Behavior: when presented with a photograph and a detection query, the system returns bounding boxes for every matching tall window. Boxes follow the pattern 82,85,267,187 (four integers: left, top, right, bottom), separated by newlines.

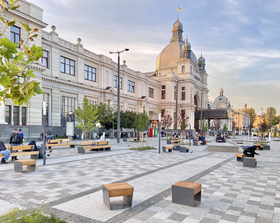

182,65,185,73
60,56,75,75
149,88,154,98
42,50,48,68
22,107,27,125
13,106,19,125
161,90,166,99
161,109,165,118
182,92,186,100
128,80,135,93
42,94,49,126
114,76,122,88
5,106,11,124
10,26,20,48
174,86,177,100
61,96,76,127
84,65,96,81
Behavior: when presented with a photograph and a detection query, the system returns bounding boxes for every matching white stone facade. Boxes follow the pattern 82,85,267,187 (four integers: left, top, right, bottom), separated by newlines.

0,1,209,139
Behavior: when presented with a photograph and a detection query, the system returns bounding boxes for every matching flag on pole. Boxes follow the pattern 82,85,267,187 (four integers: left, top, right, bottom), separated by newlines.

177,6,182,11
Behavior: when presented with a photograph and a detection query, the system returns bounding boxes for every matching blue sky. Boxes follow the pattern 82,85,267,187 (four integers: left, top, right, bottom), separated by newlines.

28,0,280,114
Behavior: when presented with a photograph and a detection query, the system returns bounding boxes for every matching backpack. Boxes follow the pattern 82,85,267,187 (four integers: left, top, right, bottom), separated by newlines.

12,133,21,144
28,141,37,151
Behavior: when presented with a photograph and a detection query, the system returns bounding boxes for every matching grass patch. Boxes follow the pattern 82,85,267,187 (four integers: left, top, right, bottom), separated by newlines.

131,140,146,143
1,205,66,223
129,146,155,150
54,136,67,139
206,141,212,143
177,142,192,145
254,141,269,144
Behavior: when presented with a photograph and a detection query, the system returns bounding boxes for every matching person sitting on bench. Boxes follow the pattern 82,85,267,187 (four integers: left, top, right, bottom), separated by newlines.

0,137,10,164
243,145,261,158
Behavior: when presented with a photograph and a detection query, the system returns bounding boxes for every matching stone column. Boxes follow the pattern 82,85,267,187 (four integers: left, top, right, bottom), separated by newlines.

0,102,7,124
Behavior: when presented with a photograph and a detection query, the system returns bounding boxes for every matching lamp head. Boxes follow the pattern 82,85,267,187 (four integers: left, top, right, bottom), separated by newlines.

109,52,113,54
125,48,129,51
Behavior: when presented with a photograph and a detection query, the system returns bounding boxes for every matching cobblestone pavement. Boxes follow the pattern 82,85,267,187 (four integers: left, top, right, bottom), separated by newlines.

0,136,279,223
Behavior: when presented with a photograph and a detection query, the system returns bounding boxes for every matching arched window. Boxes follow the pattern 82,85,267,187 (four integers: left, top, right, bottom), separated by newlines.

182,65,185,73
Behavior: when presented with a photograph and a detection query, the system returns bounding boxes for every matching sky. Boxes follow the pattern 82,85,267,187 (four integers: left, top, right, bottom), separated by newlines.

28,0,280,115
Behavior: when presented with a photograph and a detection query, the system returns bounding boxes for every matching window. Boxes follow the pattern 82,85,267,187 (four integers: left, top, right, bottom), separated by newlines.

60,56,75,75
22,107,27,125
182,92,186,100
13,106,19,125
61,96,76,127
42,50,48,68
161,90,166,99
84,65,96,81
149,88,154,98
42,94,49,126
10,26,20,48
162,85,166,89
161,109,165,118
114,76,122,88
182,87,185,90
5,106,11,124
128,80,135,93
182,65,185,73
174,86,177,100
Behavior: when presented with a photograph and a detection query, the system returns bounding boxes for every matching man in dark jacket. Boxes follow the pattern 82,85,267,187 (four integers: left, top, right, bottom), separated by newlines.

9,128,22,161
243,145,261,158
0,137,10,164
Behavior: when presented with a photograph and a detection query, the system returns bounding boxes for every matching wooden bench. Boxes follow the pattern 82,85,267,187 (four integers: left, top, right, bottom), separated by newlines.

162,145,174,153
14,159,36,173
46,139,75,149
78,141,111,154
236,153,243,161
0,145,39,160
123,138,137,142
80,141,96,146
102,182,134,210
243,157,257,168
167,139,180,144
172,181,201,207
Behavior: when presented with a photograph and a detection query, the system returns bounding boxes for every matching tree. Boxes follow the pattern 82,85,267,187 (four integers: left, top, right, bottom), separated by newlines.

245,108,257,133
265,107,277,126
232,120,236,138
135,110,150,148
161,111,173,138
202,118,208,134
177,106,189,131
74,96,99,140
96,102,114,131
222,124,228,133
213,118,221,131
0,1,43,105
272,115,280,126
258,109,270,140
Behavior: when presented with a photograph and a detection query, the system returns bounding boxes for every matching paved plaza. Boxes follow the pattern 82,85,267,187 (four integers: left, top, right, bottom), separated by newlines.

0,136,279,223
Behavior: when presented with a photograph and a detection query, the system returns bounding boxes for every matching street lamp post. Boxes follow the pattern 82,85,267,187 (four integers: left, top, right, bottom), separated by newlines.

42,100,46,165
109,48,129,143
171,79,184,130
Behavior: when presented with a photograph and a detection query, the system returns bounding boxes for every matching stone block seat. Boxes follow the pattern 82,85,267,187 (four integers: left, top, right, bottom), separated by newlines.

172,181,202,207
102,182,134,210
14,159,36,173
243,157,257,168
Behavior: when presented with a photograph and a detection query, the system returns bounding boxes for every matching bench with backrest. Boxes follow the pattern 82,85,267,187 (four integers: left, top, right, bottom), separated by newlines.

46,139,75,149
78,141,111,154
0,145,39,160
167,138,180,144
123,138,137,142
80,141,96,146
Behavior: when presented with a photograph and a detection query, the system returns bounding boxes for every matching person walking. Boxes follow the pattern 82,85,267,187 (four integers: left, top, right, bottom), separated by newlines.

19,129,24,144
0,137,10,164
9,128,22,161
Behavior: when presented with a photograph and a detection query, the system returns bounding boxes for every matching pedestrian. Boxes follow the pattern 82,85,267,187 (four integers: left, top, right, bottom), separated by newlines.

9,129,14,136
243,145,261,158
93,131,97,139
0,137,10,164
99,132,103,139
19,129,24,144
46,133,54,141
9,128,22,161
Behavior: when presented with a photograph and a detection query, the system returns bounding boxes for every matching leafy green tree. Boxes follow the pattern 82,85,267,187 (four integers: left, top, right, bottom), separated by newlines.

222,124,228,133
74,96,98,140
135,110,150,148
202,118,208,134
272,115,280,126
258,109,270,140
96,102,114,131
245,108,256,131
265,107,277,126
0,0,43,105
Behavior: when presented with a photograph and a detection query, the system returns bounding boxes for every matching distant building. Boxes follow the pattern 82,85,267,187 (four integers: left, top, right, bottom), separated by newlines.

231,104,250,132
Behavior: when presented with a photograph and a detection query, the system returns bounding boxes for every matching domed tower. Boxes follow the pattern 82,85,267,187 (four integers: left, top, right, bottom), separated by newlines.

198,53,206,73
171,19,183,42
182,38,192,60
